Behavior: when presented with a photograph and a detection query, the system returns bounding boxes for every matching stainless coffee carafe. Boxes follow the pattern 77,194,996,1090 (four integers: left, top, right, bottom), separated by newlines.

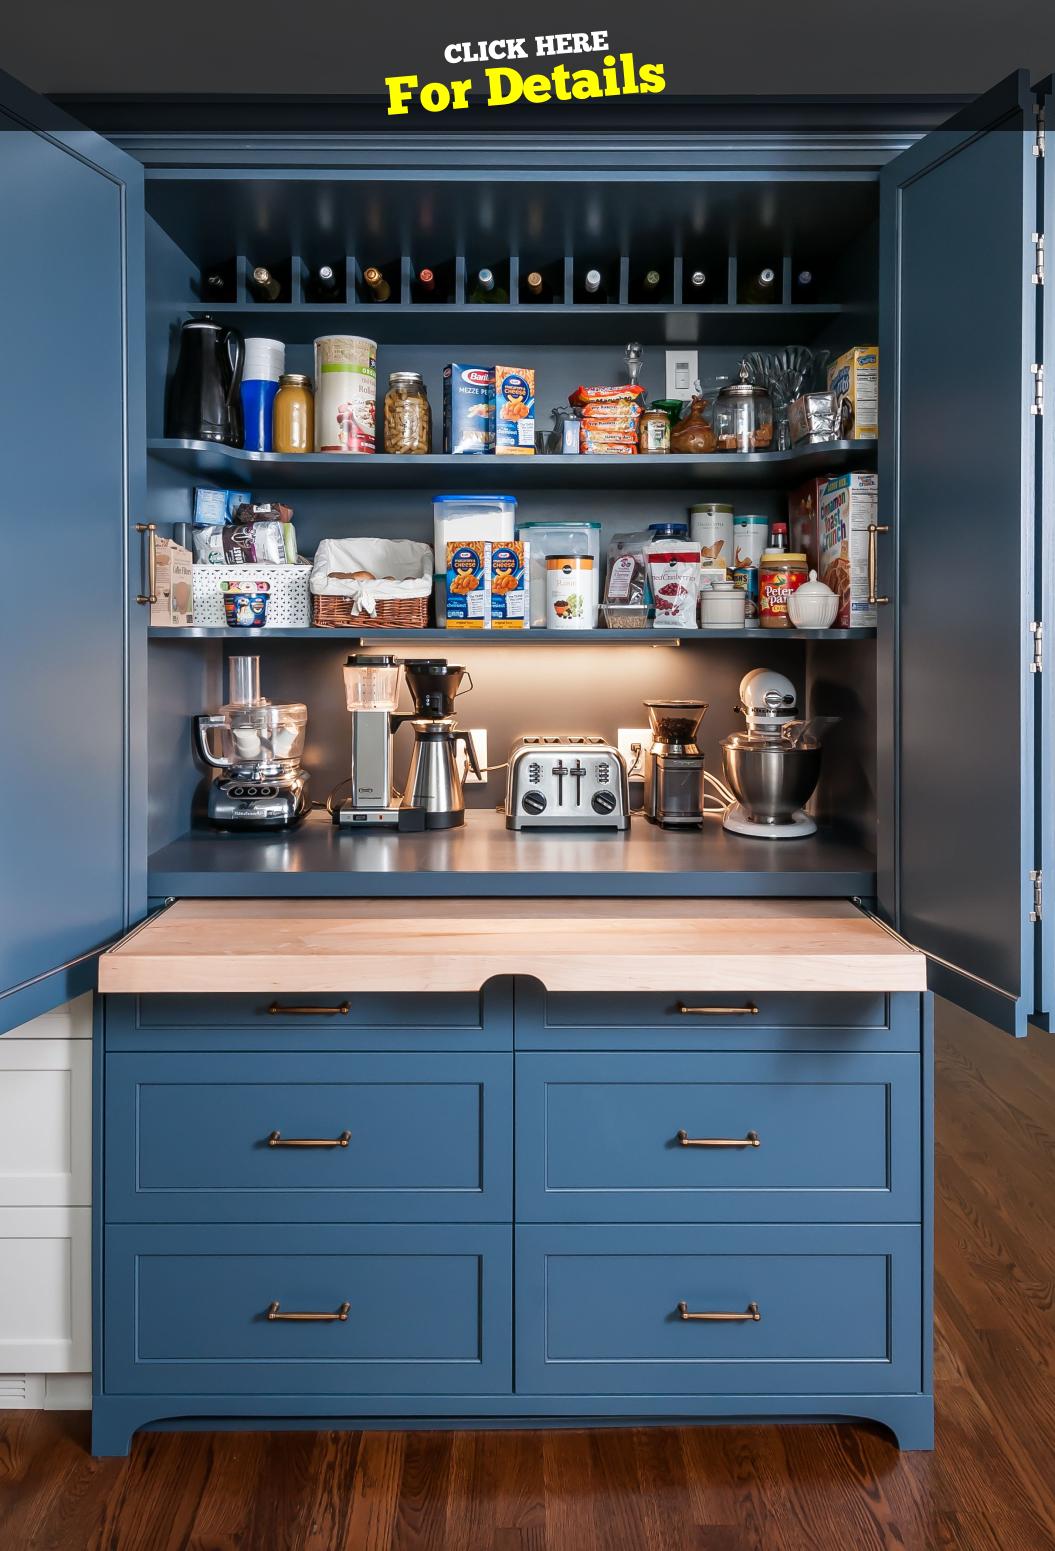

402,659,480,829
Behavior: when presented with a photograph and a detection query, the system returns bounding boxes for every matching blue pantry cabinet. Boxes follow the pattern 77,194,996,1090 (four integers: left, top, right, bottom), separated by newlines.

0,65,1049,1455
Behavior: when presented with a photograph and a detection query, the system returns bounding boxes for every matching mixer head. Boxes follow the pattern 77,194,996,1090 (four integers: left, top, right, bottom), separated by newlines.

736,669,798,735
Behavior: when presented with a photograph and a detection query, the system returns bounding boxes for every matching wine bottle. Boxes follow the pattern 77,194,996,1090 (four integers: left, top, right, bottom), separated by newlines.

640,269,663,299
416,267,436,296
686,269,708,299
362,266,392,302
523,270,550,303
793,267,815,301
468,267,509,304
202,269,228,298
741,267,778,305
248,265,282,302
583,268,607,303
305,263,342,302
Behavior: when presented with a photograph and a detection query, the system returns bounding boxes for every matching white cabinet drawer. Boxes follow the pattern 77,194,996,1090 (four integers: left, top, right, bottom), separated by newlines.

0,1206,90,1372
0,1040,90,1206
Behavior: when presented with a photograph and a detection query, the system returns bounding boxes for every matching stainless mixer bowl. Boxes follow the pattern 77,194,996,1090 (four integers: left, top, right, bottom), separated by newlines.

721,736,822,824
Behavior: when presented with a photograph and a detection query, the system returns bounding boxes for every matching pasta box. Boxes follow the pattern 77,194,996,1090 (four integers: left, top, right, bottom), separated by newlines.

443,364,495,454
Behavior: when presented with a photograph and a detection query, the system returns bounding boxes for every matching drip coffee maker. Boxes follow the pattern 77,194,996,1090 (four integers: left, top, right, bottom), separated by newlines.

333,654,423,829
642,699,709,827
401,660,481,829
195,656,309,829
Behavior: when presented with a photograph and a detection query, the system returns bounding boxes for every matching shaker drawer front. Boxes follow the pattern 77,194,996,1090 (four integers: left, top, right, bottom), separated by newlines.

105,1052,511,1222
516,1052,920,1222
520,987,919,1053
515,1225,922,1396
105,1224,512,1395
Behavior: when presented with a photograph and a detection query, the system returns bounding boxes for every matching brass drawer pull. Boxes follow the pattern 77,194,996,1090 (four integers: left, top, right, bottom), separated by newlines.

678,1301,761,1323
267,1130,351,1148
266,1301,350,1322
677,1129,760,1148
268,1002,350,1016
135,522,157,605
677,1002,759,1016
867,523,891,607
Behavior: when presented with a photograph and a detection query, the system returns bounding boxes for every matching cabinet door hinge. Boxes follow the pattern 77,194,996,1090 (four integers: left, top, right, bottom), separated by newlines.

1032,363,1045,416
1030,620,1044,673
1030,870,1043,924
1033,232,1046,286
1036,103,1047,158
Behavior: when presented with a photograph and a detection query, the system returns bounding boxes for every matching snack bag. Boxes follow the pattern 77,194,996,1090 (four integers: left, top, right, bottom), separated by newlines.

495,366,535,455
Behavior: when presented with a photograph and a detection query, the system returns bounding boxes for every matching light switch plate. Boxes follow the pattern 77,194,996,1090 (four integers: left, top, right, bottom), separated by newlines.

464,729,488,783
665,349,699,401
617,728,650,781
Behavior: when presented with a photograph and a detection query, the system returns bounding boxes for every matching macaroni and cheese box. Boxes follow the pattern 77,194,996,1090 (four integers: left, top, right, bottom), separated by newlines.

445,541,489,628
489,541,527,629
818,472,878,629
828,346,878,440
495,365,535,455
443,365,495,454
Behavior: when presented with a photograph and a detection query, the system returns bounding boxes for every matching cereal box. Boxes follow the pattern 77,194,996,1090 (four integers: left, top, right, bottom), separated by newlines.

445,541,489,628
787,476,826,574
818,472,879,628
489,541,528,629
828,346,878,440
495,365,535,455
443,364,495,454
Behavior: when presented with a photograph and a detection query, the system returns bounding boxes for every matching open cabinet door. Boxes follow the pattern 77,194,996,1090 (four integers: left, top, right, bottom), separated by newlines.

0,71,144,1035
877,71,1042,1036
1038,77,1055,1031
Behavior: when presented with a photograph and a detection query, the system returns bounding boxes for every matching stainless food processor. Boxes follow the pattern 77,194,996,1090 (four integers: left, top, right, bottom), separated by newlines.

195,656,309,829
720,668,836,839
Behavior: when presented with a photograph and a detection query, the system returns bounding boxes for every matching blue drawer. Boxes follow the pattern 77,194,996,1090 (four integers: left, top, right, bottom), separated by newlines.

515,1225,922,1396
105,1051,512,1222
518,985,920,1053
105,1223,512,1395
516,1051,920,1222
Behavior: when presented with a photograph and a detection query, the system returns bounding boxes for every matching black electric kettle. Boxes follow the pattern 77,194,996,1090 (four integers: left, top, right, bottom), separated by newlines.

166,316,245,445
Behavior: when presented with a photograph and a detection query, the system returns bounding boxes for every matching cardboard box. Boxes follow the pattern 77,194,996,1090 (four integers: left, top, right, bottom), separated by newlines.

443,365,495,454
150,536,194,627
445,541,489,628
489,541,528,629
818,472,879,628
828,346,878,440
495,365,535,455
787,476,826,574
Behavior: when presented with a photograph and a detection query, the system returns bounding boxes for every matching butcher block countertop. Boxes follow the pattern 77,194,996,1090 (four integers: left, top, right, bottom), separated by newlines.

98,898,927,995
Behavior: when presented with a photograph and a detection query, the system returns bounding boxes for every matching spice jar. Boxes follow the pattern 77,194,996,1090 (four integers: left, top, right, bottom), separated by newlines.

383,371,431,454
759,550,808,628
272,374,314,454
638,406,670,454
713,362,774,452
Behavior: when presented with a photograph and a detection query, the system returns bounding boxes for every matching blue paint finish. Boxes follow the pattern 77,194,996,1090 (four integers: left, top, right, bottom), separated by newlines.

1038,77,1055,1030
0,71,145,1034
878,72,1039,1035
515,1051,920,1222
515,1224,922,1396
105,1222,512,1396
105,1051,512,1222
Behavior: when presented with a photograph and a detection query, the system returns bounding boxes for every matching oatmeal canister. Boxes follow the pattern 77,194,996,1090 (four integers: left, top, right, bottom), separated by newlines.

759,551,807,628
314,335,377,453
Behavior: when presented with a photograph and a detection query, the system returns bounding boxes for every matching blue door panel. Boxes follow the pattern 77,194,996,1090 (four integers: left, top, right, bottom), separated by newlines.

516,1051,921,1222
1038,77,1055,1029
105,1050,512,1221
515,1224,922,1396
0,70,143,1034
878,72,1039,1035
105,1223,512,1395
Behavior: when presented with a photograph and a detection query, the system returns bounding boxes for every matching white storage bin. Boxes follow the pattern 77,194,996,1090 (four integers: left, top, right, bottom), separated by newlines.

433,495,517,568
518,521,602,627
191,564,312,629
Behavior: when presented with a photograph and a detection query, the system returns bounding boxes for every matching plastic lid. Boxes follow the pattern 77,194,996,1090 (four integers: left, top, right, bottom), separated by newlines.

762,550,808,563
433,494,516,504
345,653,401,667
518,520,601,529
648,522,689,535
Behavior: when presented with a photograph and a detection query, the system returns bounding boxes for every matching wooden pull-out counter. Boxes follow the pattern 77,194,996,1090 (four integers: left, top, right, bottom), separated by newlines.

98,898,926,995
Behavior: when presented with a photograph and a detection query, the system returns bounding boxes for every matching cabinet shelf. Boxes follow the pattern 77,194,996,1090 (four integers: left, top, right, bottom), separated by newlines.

148,810,876,901
148,438,877,492
148,626,875,643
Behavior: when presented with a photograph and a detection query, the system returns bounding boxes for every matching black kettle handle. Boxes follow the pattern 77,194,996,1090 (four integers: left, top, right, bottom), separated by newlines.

225,328,245,390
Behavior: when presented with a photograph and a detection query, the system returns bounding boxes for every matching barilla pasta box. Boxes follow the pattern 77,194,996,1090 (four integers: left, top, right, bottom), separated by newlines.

827,346,878,440
495,365,535,455
489,541,528,629
443,365,495,454
445,541,489,628
818,472,878,628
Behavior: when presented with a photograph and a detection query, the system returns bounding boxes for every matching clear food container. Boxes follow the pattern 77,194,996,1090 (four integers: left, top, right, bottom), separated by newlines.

713,363,774,452
517,520,601,627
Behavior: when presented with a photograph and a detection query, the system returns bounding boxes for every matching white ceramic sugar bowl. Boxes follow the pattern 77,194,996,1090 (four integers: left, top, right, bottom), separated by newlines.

699,577,746,629
787,569,839,629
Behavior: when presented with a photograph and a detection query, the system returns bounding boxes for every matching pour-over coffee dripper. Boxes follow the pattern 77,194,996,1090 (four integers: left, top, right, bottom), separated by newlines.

403,659,473,719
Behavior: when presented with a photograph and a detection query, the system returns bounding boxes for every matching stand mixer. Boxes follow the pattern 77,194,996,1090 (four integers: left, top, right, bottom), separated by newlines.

720,668,836,839
195,656,309,829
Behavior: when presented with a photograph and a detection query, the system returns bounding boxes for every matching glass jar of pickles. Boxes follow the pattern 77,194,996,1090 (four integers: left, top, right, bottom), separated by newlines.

383,371,431,454
272,373,314,454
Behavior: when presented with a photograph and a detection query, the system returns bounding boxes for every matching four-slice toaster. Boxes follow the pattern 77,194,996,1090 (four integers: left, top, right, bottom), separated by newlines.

504,735,630,830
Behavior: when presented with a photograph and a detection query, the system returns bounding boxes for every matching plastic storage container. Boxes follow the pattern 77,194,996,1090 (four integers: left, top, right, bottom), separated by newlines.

433,495,517,622
518,520,601,627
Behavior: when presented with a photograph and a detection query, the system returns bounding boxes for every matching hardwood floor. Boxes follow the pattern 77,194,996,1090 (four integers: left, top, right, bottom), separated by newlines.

2,1001,1054,1551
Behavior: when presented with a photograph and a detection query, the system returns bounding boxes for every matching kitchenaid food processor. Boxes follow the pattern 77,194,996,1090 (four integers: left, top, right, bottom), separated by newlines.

195,656,309,829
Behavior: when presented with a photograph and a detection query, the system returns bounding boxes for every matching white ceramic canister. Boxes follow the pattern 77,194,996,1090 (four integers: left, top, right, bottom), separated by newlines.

546,555,594,630
699,577,746,629
731,513,769,570
689,502,734,571
314,335,377,453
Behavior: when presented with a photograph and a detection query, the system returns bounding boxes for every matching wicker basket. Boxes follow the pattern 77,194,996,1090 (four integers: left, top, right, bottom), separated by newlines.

311,593,430,630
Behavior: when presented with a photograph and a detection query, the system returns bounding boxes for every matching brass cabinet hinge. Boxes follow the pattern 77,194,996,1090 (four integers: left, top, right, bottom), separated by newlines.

1032,363,1045,417
1030,870,1043,924
1030,620,1044,673
1033,232,1046,286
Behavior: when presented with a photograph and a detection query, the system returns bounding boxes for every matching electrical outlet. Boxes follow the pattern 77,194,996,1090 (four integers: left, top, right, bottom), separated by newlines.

463,729,488,783
665,348,699,401
617,728,650,781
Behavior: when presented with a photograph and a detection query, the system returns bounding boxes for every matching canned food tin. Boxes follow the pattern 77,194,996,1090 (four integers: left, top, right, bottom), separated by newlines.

689,502,734,570
732,563,760,627
314,335,377,453
732,513,769,570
